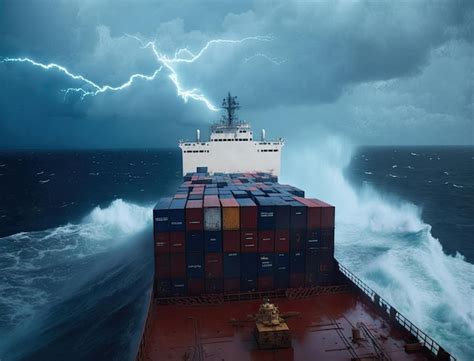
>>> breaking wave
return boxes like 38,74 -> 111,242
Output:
282,135 -> 474,360
0,199 -> 153,361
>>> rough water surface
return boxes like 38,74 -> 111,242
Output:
0,146 -> 472,360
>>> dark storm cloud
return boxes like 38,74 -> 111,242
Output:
0,0 -> 472,147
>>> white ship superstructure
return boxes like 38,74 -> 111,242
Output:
179,93 -> 284,176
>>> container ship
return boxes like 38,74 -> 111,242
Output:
136,94 -> 455,361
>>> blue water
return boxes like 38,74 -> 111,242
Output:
0,146 -> 473,360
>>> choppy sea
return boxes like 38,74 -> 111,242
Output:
0,145 -> 472,360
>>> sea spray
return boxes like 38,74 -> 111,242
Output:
0,199 -> 153,360
282,135 -> 474,360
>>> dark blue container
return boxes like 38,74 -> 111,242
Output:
241,253 -> 258,278
153,197 -> 173,232
196,166 -> 208,173
168,198 -> 186,231
204,231 -> 222,253
240,277 -> 257,292
275,253 -> 289,270
305,247 -> 320,272
186,231 -> 204,252
186,252 -> 204,278
255,197 -> 276,230
290,251 -> 306,273
204,189 -> 219,195
250,190 -> 265,197
288,200 -> 307,229
274,271 -> 289,289
224,252 -> 241,278
307,229 -> 321,248
258,253 -> 274,276
232,190 -> 249,198
288,187 -> 305,197
171,279 -> 186,296
273,198 -> 290,229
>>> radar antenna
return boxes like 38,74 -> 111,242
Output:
221,92 -> 240,126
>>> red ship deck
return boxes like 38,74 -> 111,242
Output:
141,291 -> 433,361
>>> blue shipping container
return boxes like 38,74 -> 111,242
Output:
288,200 -> 308,229
168,199 -> 187,231
186,231 -> 204,252
240,277 -> 257,292
153,197 -> 173,232
224,253 -> 241,278
204,231 -> 222,252
275,253 -> 289,270
274,271 -> 289,289
255,197 -> 276,230
290,251 -> 306,273
258,253 -> 274,276
241,253 -> 258,278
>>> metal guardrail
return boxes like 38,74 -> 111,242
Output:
338,262 -> 455,361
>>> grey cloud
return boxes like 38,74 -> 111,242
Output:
0,0 -> 472,147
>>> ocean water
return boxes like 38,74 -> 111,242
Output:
0,146 -> 473,360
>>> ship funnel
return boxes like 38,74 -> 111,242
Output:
196,129 -> 201,142
261,129 -> 266,141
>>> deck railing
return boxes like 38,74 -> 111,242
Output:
338,262 -> 455,361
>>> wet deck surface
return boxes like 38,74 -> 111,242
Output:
143,292 -> 429,361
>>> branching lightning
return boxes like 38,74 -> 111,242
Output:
1,35 -> 276,111
244,53 -> 286,66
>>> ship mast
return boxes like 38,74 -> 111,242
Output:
221,92 -> 240,126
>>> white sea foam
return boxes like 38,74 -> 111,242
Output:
282,135 -> 474,360
0,199 -> 152,339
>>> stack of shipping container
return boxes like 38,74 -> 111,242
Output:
153,171 -> 335,297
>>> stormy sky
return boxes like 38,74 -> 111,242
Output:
0,0 -> 472,148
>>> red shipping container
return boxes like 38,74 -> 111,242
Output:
155,253 -> 170,279
275,230 -> 290,253
185,200 -> 203,230
239,201 -> 258,230
289,273 -> 305,288
258,230 -> 275,252
187,278 -> 204,296
224,278 -> 240,293
258,276 -> 274,291
170,253 -> 186,278
205,253 -> 223,279
169,231 -> 185,253
174,193 -> 188,199
310,199 -> 335,228
241,231 -> 257,253
223,230 -> 240,252
154,232 -> 170,254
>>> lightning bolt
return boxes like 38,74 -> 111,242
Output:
244,53 -> 286,66
1,35 -> 273,112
